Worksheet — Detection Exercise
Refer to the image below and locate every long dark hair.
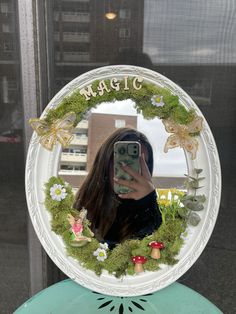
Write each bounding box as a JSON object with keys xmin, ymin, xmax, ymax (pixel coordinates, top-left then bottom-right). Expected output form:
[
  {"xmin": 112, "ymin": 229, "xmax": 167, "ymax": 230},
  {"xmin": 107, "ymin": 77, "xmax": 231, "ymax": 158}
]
[{"xmin": 73, "ymin": 128, "xmax": 154, "ymax": 241}]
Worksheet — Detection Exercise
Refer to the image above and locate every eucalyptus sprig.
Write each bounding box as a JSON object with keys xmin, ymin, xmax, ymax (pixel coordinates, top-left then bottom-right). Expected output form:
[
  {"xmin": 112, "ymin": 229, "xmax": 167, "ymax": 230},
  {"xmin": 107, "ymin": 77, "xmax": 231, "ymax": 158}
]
[{"xmin": 178, "ymin": 168, "xmax": 206, "ymax": 226}]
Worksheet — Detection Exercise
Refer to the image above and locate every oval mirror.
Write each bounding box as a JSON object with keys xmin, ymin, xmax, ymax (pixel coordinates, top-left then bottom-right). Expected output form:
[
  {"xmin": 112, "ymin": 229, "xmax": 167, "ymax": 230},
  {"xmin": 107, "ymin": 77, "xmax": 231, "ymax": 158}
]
[
  {"xmin": 26, "ymin": 65, "xmax": 221, "ymax": 296},
  {"xmin": 58, "ymin": 99, "xmax": 187, "ymax": 193}
]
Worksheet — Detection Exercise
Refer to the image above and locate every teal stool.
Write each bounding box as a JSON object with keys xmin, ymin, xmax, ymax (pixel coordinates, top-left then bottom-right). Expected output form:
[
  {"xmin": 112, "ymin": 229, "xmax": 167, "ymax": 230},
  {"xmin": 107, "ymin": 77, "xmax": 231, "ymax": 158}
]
[{"xmin": 15, "ymin": 279, "xmax": 222, "ymax": 314}]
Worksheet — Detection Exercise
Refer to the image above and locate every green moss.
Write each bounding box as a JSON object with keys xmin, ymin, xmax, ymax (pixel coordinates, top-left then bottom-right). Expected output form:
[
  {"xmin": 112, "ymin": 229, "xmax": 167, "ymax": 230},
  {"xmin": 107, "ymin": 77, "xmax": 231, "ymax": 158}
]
[
  {"xmin": 44, "ymin": 176, "xmax": 187, "ymax": 277},
  {"xmin": 44, "ymin": 176, "xmax": 74, "ymax": 212},
  {"xmin": 43, "ymin": 79, "xmax": 195, "ymax": 128},
  {"xmin": 67, "ymin": 238, "xmax": 100, "ymax": 271},
  {"xmin": 103, "ymin": 241, "xmax": 132, "ymax": 277},
  {"xmin": 144, "ymin": 258, "xmax": 160, "ymax": 271}
]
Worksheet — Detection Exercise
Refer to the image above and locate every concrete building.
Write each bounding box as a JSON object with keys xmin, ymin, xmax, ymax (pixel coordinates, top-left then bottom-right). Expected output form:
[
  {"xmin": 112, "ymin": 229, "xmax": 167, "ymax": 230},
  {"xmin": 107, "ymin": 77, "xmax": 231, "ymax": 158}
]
[
  {"xmin": 0, "ymin": 0, "xmax": 21, "ymax": 132},
  {"xmin": 59, "ymin": 112, "xmax": 137, "ymax": 188},
  {"xmin": 52, "ymin": 0, "xmax": 144, "ymax": 91}
]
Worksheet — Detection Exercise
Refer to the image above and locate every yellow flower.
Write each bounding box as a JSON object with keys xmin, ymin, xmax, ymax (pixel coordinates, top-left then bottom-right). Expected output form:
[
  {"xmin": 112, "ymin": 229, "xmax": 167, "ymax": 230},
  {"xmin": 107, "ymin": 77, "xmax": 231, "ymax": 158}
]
[{"xmin": 158, "ymin": 199, "xmax": 171, "ymax": 207}]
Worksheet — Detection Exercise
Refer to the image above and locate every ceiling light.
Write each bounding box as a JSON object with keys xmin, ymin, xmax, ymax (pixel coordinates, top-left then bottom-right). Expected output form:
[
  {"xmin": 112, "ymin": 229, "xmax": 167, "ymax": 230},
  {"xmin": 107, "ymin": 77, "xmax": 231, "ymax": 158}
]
[{"xmin": 105, "ymin": 12, "xmax": 117, "ymax": 20}]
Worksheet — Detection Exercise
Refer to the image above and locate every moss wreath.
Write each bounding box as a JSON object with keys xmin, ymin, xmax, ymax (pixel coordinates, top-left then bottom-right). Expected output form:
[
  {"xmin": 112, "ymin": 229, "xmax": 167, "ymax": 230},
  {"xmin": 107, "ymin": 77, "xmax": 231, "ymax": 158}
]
[{"xmin": 32, "ymin": 78, "xmax": 205, "ymax": 277}]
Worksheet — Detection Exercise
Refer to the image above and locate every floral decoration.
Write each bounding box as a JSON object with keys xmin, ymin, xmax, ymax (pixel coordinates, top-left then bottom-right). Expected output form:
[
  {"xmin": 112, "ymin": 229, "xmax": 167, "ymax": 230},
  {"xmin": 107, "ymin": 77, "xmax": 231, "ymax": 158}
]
[
  {"xmin": 99, "ymin": 242, "xmax": 109, "ymax": 250},
  {"xmin": 151, "ymin": 95, "xmax": 165, "ymax": 107},
  {"xmin": 50, "ymin": 184, "xmax": 67, "ymax": 201},
  {"xmin": 93, "ymin": 248, "xmax": 108, "ymax": 262}
]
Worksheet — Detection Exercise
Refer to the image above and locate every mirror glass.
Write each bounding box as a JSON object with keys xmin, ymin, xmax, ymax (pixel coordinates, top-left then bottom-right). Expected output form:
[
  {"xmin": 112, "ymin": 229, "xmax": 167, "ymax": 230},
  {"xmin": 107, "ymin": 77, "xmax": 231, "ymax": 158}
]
[{"xmin": 58, "ymin": 99, "xmax": 187, "ymax": 193}]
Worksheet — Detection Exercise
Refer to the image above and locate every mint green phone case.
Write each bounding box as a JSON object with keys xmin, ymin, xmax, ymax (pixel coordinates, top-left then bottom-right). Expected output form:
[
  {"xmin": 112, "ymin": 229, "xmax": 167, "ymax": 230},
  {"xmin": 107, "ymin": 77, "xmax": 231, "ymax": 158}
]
[{"xmin": 114, "ymin": 141, "xmax": 141, "ymax": 194}]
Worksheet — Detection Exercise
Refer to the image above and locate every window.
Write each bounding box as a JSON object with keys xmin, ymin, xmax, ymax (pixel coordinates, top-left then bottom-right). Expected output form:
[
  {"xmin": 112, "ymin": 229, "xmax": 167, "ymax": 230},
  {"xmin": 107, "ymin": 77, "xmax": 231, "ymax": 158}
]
[
  {"xmin": 119, "ymin": 9, "xmax": 131, "ymax": 19},
  {"xmin": 115, "ymin": 119, "xmax": 126, "ymax": 128},
  {"xmin": 119, "ymin": 28, "xmax": 131, "ymax": 38},
  {"xmin": 7, "ymin": 80, "xmax": 18, "ymax": 90},
  {"xmin": 3, "ymin": 41, "xmax": 14, "ymax": 52},
  {"xmin": 0, "ymin": 3, "xmax": 12, "ymax": 14},
  {"xmin": 2, "ymin": 23, "xmax": 11, "ymax": 33}
]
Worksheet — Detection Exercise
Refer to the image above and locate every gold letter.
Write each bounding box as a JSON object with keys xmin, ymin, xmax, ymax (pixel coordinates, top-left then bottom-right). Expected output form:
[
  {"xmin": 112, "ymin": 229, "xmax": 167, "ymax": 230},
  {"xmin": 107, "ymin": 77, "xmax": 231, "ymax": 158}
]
[
  {"xmin": 110, "ymin": 78, "xmax": 120, "ymax": 91},
  {"xmin": 97, "ymin": 80, "xmax": 110, "ymax": 96},
  {"xmin": 123, "ymin": 76, "xmax": 129, "ymax": 90},
  {"xmin": 79, "ymin": 84, "xmax": 97, "ymax": 101},
  {"xmin": 133, "ymin": 76, "xmax": 143, "ymax": 90}
]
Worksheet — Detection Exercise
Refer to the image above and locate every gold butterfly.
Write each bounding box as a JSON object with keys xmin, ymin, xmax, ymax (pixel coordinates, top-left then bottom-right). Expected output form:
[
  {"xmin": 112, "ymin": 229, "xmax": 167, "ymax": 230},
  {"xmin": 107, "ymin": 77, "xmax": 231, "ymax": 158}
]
[
  {"xmin": 163, "ymin": 116, "xmax": 203, "ymax": 160},
  {"xmin": 29, "ymin": 112, "xmax": 76, "ymax": 151}
]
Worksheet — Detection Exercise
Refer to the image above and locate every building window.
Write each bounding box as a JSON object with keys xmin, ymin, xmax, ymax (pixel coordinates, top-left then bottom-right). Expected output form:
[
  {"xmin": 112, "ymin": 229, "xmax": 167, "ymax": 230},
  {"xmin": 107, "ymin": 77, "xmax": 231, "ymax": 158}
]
[
  {"xmin": 115, "ymin": 119, "xmax": 126, "ymax": 128},
  {"xmin": 2, "ymin": 23, "xmax": 11, "ymax": 33},
  {"xmin": 0, "ymin": 3, "xmax": 12, "ymax": 14},
  {"xmin": 119, "ymin": 28, "xmax": 131, "ymax": 38},
  {"xmin": 119, "ymin": 9, "xmax": 131, "ymax": 19},
  {"xmin": 60, "ymin": 164, "xmax": 86, "ymax": 171},
  {"xmin": 8, "ymin": 80, "xmax": 18, "ymax": 90},
  {"xmin": 74, "ymin": 165, "xmax": 86, "ymax": 171},
  {"xmin": 3, "ymin": 41, "xmax": 14, "ymax": 52}
]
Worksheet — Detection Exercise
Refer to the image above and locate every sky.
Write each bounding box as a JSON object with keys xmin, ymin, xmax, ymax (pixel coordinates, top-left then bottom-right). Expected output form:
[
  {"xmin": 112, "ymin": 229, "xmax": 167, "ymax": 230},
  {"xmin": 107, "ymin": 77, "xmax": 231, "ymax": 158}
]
[{"xmin": 91, "ymin": 99, "xmax": 187, "ymax": 177}]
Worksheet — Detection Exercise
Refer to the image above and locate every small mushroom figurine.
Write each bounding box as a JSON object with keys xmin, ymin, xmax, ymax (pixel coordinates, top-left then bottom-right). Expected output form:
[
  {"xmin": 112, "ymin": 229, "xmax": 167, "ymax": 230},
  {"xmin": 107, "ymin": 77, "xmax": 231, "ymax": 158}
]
[
  {"xmin": 149, "ymin": 241, "xmax": 165, "ymax": 259},
  {"xmin": 131, "ymin": 256, "xmax": 147, "ymax": 273}
]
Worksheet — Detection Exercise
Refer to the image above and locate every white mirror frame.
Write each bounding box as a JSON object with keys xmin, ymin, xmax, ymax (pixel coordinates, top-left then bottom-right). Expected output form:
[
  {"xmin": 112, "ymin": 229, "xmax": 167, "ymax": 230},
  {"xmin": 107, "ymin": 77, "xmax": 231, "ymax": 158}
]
[{"xmin": 25, "ymin": 65, "xmax": 221, "ymax": 296}]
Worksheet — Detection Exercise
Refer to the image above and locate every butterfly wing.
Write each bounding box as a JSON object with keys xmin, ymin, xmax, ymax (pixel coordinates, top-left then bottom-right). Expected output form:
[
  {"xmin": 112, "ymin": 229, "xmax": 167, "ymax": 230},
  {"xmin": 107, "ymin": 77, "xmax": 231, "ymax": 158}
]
[
  {"xmin": 182, "ymin": 137, "xmax": 199, "ymax": 160},
  {"xmin": 162, "ymin": 119, "xmax": 180, "ymax": 134},
  {"xmin": 55, "ymin": 112, "xmax": 76, "ymax": 130},
  {"xmin": 29, "ymin": 118, "xmax": 50, "ymax": 135},
  {"xmin": 39, "ymin": 134, "xmax": 57, "ymax": 151},
  {"xmin": 164, "ymin": 134, "xmax": 181, "ymax": 153},
  {"xmin": 56, "ymin": 129, "xmax": 74, "ymax": 148},
  {"xmin": 187, "ymin": 116, "xmax": 203, "ymax": 134}
]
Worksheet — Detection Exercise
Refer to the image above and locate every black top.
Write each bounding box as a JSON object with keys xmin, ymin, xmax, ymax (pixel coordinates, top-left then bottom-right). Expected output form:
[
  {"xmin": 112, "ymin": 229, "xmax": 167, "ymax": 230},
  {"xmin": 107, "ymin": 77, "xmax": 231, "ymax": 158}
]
[{"xmin": 104, "ymin": 190, "xmax": 162, "ymax": 246}]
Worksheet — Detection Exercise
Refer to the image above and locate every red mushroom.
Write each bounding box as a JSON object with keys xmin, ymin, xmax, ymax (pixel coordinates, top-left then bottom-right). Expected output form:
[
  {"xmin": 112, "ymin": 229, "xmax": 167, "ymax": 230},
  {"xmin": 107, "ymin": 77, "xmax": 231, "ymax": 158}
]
[
  {"xmin": 131, "ymin": 256, "xmax": 147, "ymax": 273},
  {"xmin": 149, "ymin": 241, "xmax": 165, "ymax": 259}
]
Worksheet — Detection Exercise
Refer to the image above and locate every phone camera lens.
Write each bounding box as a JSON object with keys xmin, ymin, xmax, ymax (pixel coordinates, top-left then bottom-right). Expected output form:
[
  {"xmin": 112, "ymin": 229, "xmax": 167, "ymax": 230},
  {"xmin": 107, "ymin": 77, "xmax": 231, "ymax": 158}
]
[{"xmin": 119, "ymin": 147, "xmax": 126, "ymax": 155}]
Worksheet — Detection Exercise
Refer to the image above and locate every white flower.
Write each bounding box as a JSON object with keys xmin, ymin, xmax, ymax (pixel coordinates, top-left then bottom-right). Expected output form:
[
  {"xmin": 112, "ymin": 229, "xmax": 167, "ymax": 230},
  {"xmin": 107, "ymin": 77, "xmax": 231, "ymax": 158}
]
[
  {"xmin": 50, "ymin": 184, "xmax": 67, "ymax": 201},
  {"xmin": 99, "ymin": 242, "xmax": 109, "ymax": 250},
  {"xmin": 93, "ymin": 248, "xmax": 107, "ymax": 262},
  {"xmin": 167, "ymin": 191, "xmax": 172, "ymax": 201},
  {"xmin": 151, "ymin": 95, "xmax": 165, "ymax": 107}
]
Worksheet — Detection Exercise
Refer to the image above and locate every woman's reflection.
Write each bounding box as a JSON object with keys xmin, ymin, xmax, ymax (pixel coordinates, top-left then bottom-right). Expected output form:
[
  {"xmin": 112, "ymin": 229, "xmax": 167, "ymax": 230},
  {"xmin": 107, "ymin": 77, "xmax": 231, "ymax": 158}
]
[{"xmin": 74, "ymin": 128, "xmax": 162, "ymax": 247}]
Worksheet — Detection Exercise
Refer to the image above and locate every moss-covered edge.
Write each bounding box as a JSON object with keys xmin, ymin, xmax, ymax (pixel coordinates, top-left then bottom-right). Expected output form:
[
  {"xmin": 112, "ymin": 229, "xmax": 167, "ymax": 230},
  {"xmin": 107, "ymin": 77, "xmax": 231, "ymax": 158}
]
[
  {"xmin": 45, "ymin": 176, "xmax": 187, "ymax": 277},
  {"xmin": 45, "ymin": 79, "xmax": 196, "ymax": 126}
]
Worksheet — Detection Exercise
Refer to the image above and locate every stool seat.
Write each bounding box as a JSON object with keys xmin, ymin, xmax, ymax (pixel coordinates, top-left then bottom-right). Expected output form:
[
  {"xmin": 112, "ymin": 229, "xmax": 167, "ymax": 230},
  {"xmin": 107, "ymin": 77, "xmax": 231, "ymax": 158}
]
[{"xmin": 15, "ymin": 279, "xmax": 222, "ymax": 314}]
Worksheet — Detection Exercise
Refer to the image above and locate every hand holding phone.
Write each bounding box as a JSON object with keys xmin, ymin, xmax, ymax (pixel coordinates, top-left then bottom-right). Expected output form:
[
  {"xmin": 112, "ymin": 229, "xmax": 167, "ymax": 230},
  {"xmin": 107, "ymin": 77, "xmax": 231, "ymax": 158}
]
[
  {"xmin": 114, "ymin": 142, "xmax": 155, "ymax": 200},
  {"xmin": 114, "ymin": 141, "xmax": 141, "ymax": 195}
]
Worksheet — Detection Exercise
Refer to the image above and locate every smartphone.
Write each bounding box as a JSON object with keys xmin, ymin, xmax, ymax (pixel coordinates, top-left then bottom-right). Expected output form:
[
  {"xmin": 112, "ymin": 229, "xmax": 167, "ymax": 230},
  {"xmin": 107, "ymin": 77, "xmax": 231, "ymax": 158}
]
[{"xmin": 114, "ymin": 141, "xmax": 141, "ymax": 194}]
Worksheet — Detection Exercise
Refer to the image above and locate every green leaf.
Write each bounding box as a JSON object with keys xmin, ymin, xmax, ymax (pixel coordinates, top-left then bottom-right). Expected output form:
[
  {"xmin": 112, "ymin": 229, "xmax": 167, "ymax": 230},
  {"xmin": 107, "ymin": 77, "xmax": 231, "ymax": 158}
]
[
  {"xmin": 177, "ymin": 207, "xmax": 190, "ymax": 218},
  {"xmin": 191, "ymin": 203, "xmax": 204, "ymax": 211},
  {"xmin": 194, "ymin": 168, "xmax": 203, "ymax": 174},
  {"xmin": 183, "ymin": 200, "xmax": 204, "ymax": 211},
  {"xmin": 190, "ymin": 181, "xmax": 199, "ymax": 189},
  {"xmin": 188, "ymin": 212, "xmax": 201, "ymax": 226},
  {"xmin": 184, "ymin": 174, "xmax": 198, "ymax": 181},
  {"xmin": 194, "ymin": 195, "xmax": 206, "ymax": 203},
  {"xmin": 181, "ymin": 194, "xmax": 194, "ymax": 201}
]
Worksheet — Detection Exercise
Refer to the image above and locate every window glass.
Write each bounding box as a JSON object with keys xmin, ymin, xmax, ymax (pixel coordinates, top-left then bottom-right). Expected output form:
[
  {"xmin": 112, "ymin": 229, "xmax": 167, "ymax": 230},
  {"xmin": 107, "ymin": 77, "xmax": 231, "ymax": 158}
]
[
  {"xmin": 0, "ymin": 0, "xmax": 235, "ymax": 312},
  {"xmin": 46, "ymin": 2, "xmax": 235, "ymax": 312},
  {"xmin": 0, "ymin": 0, "xmax": 28, "ymax": 312}
]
